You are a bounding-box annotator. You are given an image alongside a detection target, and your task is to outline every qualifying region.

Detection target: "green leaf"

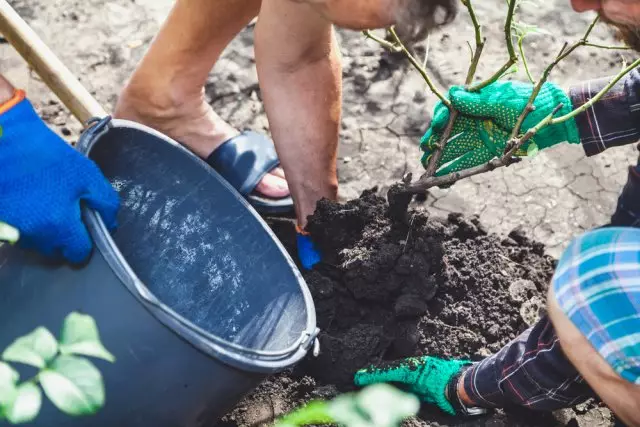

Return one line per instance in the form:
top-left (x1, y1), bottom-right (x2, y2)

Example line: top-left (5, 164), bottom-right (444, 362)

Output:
top-left (527, 141), bottom-right (540, 157)
top-left (59, 313), bottom-right (115, 363)
top-left (0, 362), bottom-right (19, 407)
top-left (2, 328), bottom-right (58, 368)
top-left (274, 401), bottom-right (334, 427)
top-left (0, 222), bottom-right (19, 244)
top-left (4, 383), bottom-right (42, 424)
top-left (39, 355), bottom-right (105, 416)
top-left (329, 384), bottom-right (420, 427)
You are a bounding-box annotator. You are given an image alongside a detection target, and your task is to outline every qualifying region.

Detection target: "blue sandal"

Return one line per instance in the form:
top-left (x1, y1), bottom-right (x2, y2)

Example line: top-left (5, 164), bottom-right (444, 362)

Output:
top-left (205, 131), bottom-right (294, 214)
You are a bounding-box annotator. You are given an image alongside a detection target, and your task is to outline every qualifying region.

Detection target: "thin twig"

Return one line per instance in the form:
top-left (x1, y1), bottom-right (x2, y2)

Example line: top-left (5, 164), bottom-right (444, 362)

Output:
top-left (388, 27), bottom-right (451, 107)
top-left (362, 30), bottom-right (401, 52)
top-left (507, 42), bottom-right (568, 144)
top-left (583, 42), bottom-right (631, 50)
top-left (519, 37), bottom-right (535, 84)
top-left (551, 56), bottom-right (640, 124)
top-left (469, 0), bottom-right (518, 91)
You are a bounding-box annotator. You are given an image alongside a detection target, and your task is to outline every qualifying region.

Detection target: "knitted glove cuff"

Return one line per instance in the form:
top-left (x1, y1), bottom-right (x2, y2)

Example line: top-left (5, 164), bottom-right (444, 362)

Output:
top-left (0, 89), bottom-right (26, 115)
top-left (428, 359), bottom-right (471, 416)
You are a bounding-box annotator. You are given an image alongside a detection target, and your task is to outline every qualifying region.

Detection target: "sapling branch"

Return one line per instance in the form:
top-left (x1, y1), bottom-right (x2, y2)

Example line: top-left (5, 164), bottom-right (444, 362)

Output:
top-left (388, 27), bottom-right (451, 107)
top-left (550, 56), bottom-right (640, 124)
top-left (583, 43), bottom-right (632, 50)
top-left (469, 0), bottom-right (519, 92)
top-left (362, 30), bottom-right (401, 52)
top-left (363, 2), bottom-right (639, 200)
top-left (508, 41), bottom-right (568, 144)
top-left (462, 0), bottom-right (486, 84)
top-left (423, 0), bottom-right (486, 177)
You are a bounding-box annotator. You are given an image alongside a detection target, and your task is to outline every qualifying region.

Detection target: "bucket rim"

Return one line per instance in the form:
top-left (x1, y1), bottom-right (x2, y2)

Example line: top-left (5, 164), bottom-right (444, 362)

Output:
top-left (77, 117), bottom-right (319, 374)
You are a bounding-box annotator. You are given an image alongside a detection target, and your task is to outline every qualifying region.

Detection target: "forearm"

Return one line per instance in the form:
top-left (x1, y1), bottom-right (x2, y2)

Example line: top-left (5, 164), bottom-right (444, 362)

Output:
top-left (569, 67), bottom-right (640, 157)
top-left (255, 0), bottom-right (341, 226)
top-left (0, 75), bottom-right (16, 104)
top-left (290, 0), bottom-right (396, 29)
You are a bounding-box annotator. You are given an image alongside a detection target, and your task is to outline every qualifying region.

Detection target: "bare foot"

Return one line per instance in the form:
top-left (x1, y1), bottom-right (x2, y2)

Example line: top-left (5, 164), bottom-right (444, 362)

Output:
top-left (114, 87), bottom-right (289, 199)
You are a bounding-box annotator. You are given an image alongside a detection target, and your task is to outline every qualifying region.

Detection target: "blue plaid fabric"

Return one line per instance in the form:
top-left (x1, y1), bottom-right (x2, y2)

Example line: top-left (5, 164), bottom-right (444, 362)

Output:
top-left (552, 227), bottom-right (640, 385)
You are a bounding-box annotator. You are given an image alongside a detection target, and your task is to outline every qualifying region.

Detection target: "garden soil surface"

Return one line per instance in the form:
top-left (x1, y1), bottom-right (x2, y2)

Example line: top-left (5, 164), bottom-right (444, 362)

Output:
top-left (215, 192), bottom-right (613, 427)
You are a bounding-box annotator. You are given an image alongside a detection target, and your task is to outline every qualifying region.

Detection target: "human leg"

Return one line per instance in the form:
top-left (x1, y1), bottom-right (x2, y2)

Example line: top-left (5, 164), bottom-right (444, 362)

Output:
top-left (453, 316), bottom-right (594, 412)
top-left (115, 0), bottom-right (289, 199)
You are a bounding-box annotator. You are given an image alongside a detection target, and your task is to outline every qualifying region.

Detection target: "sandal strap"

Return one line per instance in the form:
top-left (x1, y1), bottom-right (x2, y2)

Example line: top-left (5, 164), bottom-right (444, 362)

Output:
top-left (205, 131), bottom-right (280, 196)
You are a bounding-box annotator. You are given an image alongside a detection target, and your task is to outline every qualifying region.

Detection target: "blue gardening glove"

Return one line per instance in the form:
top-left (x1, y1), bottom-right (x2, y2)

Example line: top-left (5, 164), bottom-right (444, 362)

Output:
top-left (0, 93), bottom-right (120, 263)
top-left (295, 225), bottom-right (321, 270)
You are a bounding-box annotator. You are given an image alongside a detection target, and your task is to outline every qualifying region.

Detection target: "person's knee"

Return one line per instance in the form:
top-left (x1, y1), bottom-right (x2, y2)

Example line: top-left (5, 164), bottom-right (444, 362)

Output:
top-left (548, 227), bottom-right (640, 425)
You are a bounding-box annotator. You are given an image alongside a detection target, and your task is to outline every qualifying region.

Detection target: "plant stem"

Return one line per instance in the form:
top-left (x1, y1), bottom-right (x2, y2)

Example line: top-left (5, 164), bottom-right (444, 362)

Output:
top-left (422, 0), bottom-right (486, 178)
top-left (469, 0), bottom-right (518, 92)
top-left (362, 30), bottom-right (401, 52)
top-left (519, 37), bottom-right (535, 84)
top-left (508, 42), bottom-right (568, 143)
top-left (423, 108), bottom-right (458, 177)
top-left (462, 0), bottom-right (485, 84)
top-left (551, 56), bottom-right (640, 124)
top-left (462, 0), bottom-right (483, 48)
top-left (583, 42), bottom-right (631, 50)
top-left (388, 27), bottom-right (451, 107)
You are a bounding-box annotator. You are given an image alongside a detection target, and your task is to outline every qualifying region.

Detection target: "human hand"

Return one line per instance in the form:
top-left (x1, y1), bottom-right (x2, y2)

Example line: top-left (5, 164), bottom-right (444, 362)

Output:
top-left (421, 81), bottom-right (580, 176)
top-left (354, 356), bottom-right (470, 415)
top-left (0, 94), bottom-right (120, 263)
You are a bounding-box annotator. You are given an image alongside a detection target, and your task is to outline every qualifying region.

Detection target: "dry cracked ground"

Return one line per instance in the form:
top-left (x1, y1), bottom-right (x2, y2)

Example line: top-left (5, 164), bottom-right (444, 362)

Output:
top-left (1, 0), bottom-right (636, 425)
top-left (4, 0), bottom-right (637, 258)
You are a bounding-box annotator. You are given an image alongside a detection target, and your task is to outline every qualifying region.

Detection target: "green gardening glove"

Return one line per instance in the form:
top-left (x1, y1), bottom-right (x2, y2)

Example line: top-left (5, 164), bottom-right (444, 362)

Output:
top-left (354, 356), bottom-right (471, 416)
top-left (421, 81), bottom-right (580, 176)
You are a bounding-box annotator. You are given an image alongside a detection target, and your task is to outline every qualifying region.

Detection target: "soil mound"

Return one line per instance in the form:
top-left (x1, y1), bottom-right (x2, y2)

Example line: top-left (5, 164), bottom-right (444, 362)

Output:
top-left (221, 190), bottom-right (608, 427)
top-left (300, 189), bottom-right (555, 386)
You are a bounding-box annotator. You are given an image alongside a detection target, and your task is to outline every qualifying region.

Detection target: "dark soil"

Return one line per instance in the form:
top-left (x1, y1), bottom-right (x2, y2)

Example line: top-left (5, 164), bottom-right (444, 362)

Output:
top-left (217, 191), bottom-right (610, 427)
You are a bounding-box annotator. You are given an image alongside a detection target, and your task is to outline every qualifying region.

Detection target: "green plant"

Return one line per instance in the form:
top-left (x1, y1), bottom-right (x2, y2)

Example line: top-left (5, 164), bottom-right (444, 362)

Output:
top-left (275, 384), bottom-right (420, 427)
top-left (0, 312), bottom-right (115, 424)
top-left (364, 0), bottom-right (638, 193)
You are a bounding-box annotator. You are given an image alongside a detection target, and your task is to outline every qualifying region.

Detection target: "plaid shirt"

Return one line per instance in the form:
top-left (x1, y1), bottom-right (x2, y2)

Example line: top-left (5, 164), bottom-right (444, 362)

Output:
top-left (569, 67), bottom-right (640, 156)
top-left (553, 227), bottom-right (640, 385)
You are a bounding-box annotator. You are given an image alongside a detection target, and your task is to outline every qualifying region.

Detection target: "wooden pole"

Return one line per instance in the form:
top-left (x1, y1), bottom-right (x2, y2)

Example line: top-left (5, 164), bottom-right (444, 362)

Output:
top-left (0, 0), bottom-right (106, 124)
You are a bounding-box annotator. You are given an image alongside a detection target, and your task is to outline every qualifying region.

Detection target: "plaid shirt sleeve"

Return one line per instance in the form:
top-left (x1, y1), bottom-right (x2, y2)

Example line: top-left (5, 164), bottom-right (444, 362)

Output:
top-left (569, 67), bottom-right (640, 157)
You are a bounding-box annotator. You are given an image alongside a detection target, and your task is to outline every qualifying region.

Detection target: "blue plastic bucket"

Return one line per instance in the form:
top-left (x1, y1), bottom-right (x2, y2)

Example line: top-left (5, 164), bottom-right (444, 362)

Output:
top-left (0, 118), bottom-right (318, 426)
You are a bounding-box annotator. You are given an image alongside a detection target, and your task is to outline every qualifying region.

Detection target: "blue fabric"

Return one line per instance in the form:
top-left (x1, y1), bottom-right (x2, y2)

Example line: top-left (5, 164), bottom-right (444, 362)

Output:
top-left (0, 98), bottom-right (120, 263)
top-left (552, 227), bottom-right (640, 385)
top-left (296, 233), bottom-right (321, 270)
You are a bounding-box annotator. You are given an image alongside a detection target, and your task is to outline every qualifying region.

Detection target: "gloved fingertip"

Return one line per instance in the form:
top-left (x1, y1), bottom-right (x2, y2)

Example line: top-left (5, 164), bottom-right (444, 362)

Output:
top-left (60, 218), bottom-right (94, 264)
top-left (84, 183), bottom-right (121, 231)
top-left (296, 233), bottom-right (321, 270)
top-left (62, 236), bottom-right (92, 264)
